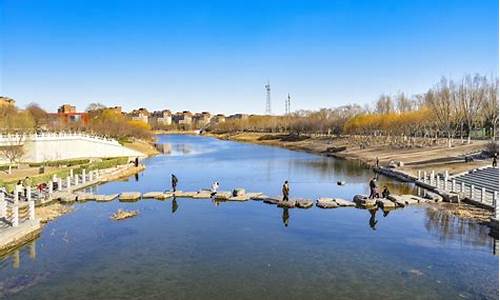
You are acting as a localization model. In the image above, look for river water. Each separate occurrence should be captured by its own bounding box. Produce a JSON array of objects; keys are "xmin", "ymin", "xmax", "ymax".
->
[{"xmin": 1, "ymin": 134, "xmax": 498, "ymax": 299}]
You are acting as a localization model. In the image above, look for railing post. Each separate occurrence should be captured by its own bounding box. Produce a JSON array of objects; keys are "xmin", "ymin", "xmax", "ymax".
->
[
  {"xmin": 67, "ymin": 176, "xmax": 71, "ymax": 189},
  {"xmin": 70, "ymin": 169, "xmax": 73, "ymax": 177},
  {"xmin": 481, "ymin": 188, "xmax": 485, "ymax": 203},
  {"xmin": 461, "ymin": 182, "xmax": 465, "ymax": 193},
  {"xmin": 82, "ymin": 169, "xmax": 86, "ymax": 184},
  {"xmin": 470, "ymin": 184, "xmax": 474, "ymax": 200},
  {"xmin": 57, "ymin": 178, "xmax": 62, "ymax": 191},
  {"xmin": 12, "ymin": 187, "xmax": 19, "ymax": 227},
  {"xmin": 28, "ymin": 188, "xmax": 35, "ymax": 221},
  {"xmin": 431, "ymin": 170, "xmax": 435, "ymax": 186},
  {"xmin": 451, "ymin": 179, "xmax": 456, "ymax": 192},
  {"xmin": 417, "ymin": 170, "xmax": 421, "ymax": 180},
  {"xmin": 48, "ymin": 180, "xmax": 53, "ymax": 194},
  {"xmin": 423, "ymin": 171, "xmax": 427, "ymax": 184},
  {"xmin": 0, "ymin": 193, "xmax": 5, "ymax": 219},
  {"xmin": 443, "ymin": 176, "xmax": 448, "ymax": 191}
]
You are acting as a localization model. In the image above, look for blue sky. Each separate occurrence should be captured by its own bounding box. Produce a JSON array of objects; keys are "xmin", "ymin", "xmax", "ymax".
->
[{"xmin": 1, "ymin": 0, "xmax": 498, "ymax": 114}]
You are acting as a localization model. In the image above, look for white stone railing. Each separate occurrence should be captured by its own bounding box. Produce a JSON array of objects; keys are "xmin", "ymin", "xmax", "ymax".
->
[{"xmin": 0, "ymin": 132, "xmax": 120, "ymax": 146}]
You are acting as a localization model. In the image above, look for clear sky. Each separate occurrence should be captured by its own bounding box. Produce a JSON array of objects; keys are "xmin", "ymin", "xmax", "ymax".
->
[{"xmin": 1, "ymin": 0, "xmax": 498, "ymax": 114}]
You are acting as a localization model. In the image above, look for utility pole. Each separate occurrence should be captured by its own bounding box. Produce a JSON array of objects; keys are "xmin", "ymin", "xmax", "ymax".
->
[
  {"xmin": 265, "ymin": 81, "xmax": 271, "ymax": 115},
  {"xmin": 285, "ymin": 93, "xmax": 291, "ymax": 115}
]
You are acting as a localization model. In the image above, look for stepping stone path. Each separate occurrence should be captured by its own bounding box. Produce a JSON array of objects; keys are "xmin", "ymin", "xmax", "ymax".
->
[
  {"xmin": 353, "ymin": 195, "xmax": 377, "ymax": 208},
  {"xmin": 376, "ymin": 198, "xmax": 397, "ymax": 209},
  {"xmin": 215, "ymin": 192, "xmax": 232, "ymax": 200},
  {"xmin": 263, "ymin": 197, "xmax": 281, "ymax": 205},
  {"xmin": 333, "ymin": 198, "xmax": 355, "ymax": 207},
  {"xmin": 142, "ymin": 192, "xmax": 164, "ymax": 199},
  {"xmin": 192, "ymin": 191, "xmax": 212, "ymax": 199},
  {"xmin": 119, "ymin": 192, "xmax": 142, "ymax": 201},
  {"xmin": 95, "ymin": 194, "xmax": 118, "ymax": 202},
  {"xmin": 295, "ymin": 199, "xmax": 314, "ymax": 209},
  {"xmin": 277, "ymin": 200, "xmax": 296, "ymax": 208},
  {"xmin": 316, "ymin": 198, "xmax": 338, "ymax": 209}
]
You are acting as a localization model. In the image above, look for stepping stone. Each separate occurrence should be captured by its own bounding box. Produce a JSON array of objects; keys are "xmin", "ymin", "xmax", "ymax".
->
[
  {"xmin": 333, "ymin": 198, "xmax": 355, "ymax": 207},
  {"xmin": 295, "ymin": 199, "xmax": 314, "ymax": 209},
  {"xmin": 142, "ymin": 192, "xmax": 164, "ymax": 199},
  {"xmin": 316, "ymin": 197, "xmax": 338, "ymax": 209},
  {"xmin": 277, "ymin": 200, "xmax": 296, "ymax": 208},
  {"xmin": 215, "ymin": 191, "xmax": 232, "ymax": 200},
  {"xmin": 247, "ymin": 192, "xmax": 264, "ymax": 199},
  {"xmin": 173, "ymin": 191, "xmax": 197, "ymax": 198},
  {"xmin": 424, "ymin": 191, "xmax": 443, "ymax": 202},
  {"xmin": 119, "ymin": 192, "xmax": 142, "ymax": 201},
  {"xmin": 232, "ymin": 188, "xmax": 246, "ymax": 197},
  {"xmin": 376, "ymin": 198, "xmax": 397, "ymax": 209},
  {"xmin": 387, "ymin": 195, "xmax": 407, "ymax": 207},
  {"xmin": 95, "ymin": 194, "xmax": 118, "ymax": 202},
  {"xmin": 263, "ymin": 197, "xmax": 281, "ymax": 205},
  {"xmin": 157, "ymin": 192, "xmax": 173, "ymax": 200},
  {"xmin": 353, "ymin": 195, "xmax": 377, "ymax": 208},
  {"xmin": 228, "ymin": 195, "xmax": 250, "ymax": 201},
  {"xmin": 192, "ymin": 191, "xmax": 212, "ymax": 199},
  {"xmin": 58, "ymin": 192, "xmax": 77, "ymax": 203},
  {"xmin": 75, "ymin": 192, "xmax": 96, "ymax": 201}
]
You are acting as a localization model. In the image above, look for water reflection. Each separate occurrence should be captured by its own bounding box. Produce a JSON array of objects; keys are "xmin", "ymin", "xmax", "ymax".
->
[
  {"xmin": 282, "ymin": 208, "xmax": 290, "ymax": 227},
  {"xmin": 424, "ymin": 206, "xmax": 497, "ymax": 253},
  {"xmin": 368, "ymin": 209, "xmax": 378, "ymax": 230},
  {"xmin": 1, "ymin": 240, "xmax": 37, "ymax": 269},
  {"xmin": 171, "ymin": 197, "xmax": 178, "ymax": 214}
]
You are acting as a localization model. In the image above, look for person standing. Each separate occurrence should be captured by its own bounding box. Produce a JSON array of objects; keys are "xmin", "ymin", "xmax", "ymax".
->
[
  {"xmin": 381, "ymin": 185, "xmax": 390, "ymax": 198},
  {"xmin": 376, "ymin": 157, "xmax": 379, "ymax": 167},
  {"xmin": 171, "ymin": 174, "xmax": 178, "ymax": 192},
  {"xmin": 210, "ymin": 181, "xmax": 219, "ymax": 197},
  {"xmin": 22, "ymin": 176, "xmax": 32, "ymax": 198},
  {"xmin": 282, "ymin": 181, "xmax": 290, "ymax": 201},
  {"xmin": 134, "ymin": 157, "xmax": 139, "ymax": 167},
  {"xmin": 369, "ymin": 177, "xmax": 377, "ymax": 199},
  {"xmin": 493, "ymin": 153, "xmax": 498, "ymax": 167}
]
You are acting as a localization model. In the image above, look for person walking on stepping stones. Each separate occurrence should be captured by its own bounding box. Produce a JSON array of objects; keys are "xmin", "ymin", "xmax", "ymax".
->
[
  {"xmin": 282, "ymin": 181, "xmax": 290, "ymax": 201},
  {"xmin": 171, "ymin": 174, "xmax": 178, "ymax": 192},
  {"xmin": 210, "ymin": 181, "xmax": 219, "ymax": 197},
  {"xmin": 369, "ymin": 177, "xmax": 378, "ymax": 199}
]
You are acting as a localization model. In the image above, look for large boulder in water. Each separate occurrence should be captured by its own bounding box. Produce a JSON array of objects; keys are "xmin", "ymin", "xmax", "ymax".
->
[
  {"xmin": 296, "ymin": 199, "xmax": 314, "ymax": 209},
  {"xmin": 277, "ymin": 200, "xmax": 296, "ymax": 208}
]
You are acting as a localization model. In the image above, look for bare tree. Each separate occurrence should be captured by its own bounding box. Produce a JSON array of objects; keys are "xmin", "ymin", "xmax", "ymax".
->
[
  {"xmin": 425, "ymin": 78, "xmax": 461, "ymax": 148},
  {"xmin": 459, "ymin": 74, "xmax": 486, "ymax": 144},
  {"xmin": 0, "ymin": 135, "xmax": 25, "ymax": 174}
]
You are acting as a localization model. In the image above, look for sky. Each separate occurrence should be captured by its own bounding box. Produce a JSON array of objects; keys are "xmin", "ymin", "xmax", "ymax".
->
[{"xmin": 0, "ymin": 0, "xmax": 498, "ymax": 115}]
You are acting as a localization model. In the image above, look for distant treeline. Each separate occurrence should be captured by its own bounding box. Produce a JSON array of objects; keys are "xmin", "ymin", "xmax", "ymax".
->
[
  {"xmin": 210, "ymin": 74, "xmax": 498, "ymax": 147},
  {"xmin": 0, "ymin": 104, "xmax": 152, "ymax": 140}
]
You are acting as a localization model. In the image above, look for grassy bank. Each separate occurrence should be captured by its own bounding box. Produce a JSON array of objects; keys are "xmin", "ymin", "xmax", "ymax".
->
[{"xmin": 0, "ymin": 157, "xmax": 129, "ymax": 192}]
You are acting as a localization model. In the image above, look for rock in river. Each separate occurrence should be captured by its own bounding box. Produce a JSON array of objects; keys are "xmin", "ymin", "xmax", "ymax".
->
[{"xmin": 316, "ymin": 198, "xmax": 338, "ymax": 209}]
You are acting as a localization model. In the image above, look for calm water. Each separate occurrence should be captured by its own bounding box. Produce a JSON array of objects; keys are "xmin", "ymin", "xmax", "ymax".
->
[{"xmin": 1, "ymin": 135, "xmax": 498, "ymax": 300}]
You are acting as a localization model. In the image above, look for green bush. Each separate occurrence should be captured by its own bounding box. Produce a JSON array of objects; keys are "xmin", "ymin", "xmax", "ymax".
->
[
  {"xmin": 28, "ymin": 159, "xmax": 90, "ymax": 168},
  {"xmin": 0, "ymin": 164, "xmax": 18, "ymax": 171}
]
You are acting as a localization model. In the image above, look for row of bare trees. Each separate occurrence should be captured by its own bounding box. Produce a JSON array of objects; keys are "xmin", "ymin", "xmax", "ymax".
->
[{"xmin": 210, "ymin": 74, "xmax": 498, "ymax": 148}]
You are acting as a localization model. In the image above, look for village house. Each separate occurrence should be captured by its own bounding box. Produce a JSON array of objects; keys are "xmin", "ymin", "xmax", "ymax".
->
[
  {"xmin": 172, "ymin": 111, "xmax": 193, "ymax": 126},
  {"xmin": 212, "ymin": 114, "xmax": 226, "ymax": 124},
  {"xmin": 129, "ymin": 108, "xmax": 150, "ymax": 124},
  {"xmin": 48, "ymin": 104, "xmax": 90, "ymax": 126},
  {"xmin": 227, "ymin": 114, "xmax": 249, "ymax": 121},
  {"xmin": 149, "ymin": 109, "xmax": 172, "ymax": 126},
  {"xmin": 193, "ymin": 112, "xmax": 212, "ymax": 128}
]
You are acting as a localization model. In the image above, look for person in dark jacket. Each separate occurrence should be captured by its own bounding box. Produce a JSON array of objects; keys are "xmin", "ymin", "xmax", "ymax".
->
[
  {"xmin": 382, "ymin": 186, "xmax": 390, "ymax": 198},
  {"xmin": 282, "ymin": 181, "xmax": 290, "ymax": 201},
  {"xmin": 493, "ymin": 153, "xmax": 498, "ymax": 167},
  {"xmin": 369, "ymin": 178, "xmax": 378, "ymax": 199},
  {"xmin": 171, "ymin": 174, "xmax": 178, "ymax": 192}
]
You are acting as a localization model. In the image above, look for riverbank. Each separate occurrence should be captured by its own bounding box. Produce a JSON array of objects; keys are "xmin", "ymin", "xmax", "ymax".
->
[
  {"xmin": 122, "ymin": 139, "xmax": 159, "ymax": 156},
  {"xmin": 210, "ymin": 132, "xmax": 492, "ymax": 177}
]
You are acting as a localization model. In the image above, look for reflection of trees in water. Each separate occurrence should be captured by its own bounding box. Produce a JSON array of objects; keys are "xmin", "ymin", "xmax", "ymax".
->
[
  {"xmin": 424, "ymin": 207, "xmax": 494, "ymax": 248},
  {"xmin": 291, "ymin": 158, "xmax": 417, "ymax": 194},
  {"xmin": 291, "ymin": 158, "xmax": 369, "ymax": 180}
]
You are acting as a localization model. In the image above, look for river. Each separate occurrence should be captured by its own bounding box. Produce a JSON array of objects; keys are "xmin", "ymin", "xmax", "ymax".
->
[{"xmin": 0, "ymin": 134, "xmax": 498, "ymax": 299}]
